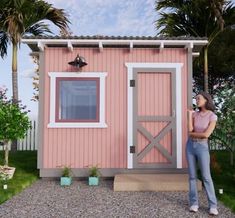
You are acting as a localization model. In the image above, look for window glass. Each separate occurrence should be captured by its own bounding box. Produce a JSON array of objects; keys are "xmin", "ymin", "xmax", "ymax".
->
[{"xmin": 57, "ymin": 79, "xmax": 99, "ymax": 121}]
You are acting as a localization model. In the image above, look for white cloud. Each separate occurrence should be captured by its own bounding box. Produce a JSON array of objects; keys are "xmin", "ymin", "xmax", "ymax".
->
[
  {"xmin": 21, "ymin": 69, "xmax": 36, "ymax": 78},
  {"xmin": 46, "ymin": 0, "xmax": 158, "ymax": 36}
]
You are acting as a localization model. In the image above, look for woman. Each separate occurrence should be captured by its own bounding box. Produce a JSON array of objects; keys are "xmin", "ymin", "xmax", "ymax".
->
[{"xmin": 187, "ymin": 91, "xmax": 218, "ymax": 216}]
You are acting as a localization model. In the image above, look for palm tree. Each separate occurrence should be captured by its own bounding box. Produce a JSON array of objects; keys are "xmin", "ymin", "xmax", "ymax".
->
[
  {"xmin": 0, "ymin": 0, "xmax": 70, "ymax": 150},
  {"xmin": 155, "ymin": 0, "xmax": 235, "ymax": 92}
]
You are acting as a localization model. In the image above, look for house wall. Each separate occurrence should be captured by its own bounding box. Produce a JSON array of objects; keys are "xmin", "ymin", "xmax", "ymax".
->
[{"xmin": 42, "ymin": 47, "xmax": 189, "ymax": 170}]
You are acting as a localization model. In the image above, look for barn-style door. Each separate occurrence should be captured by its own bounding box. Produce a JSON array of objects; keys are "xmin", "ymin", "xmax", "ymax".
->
[{"xmin": 131, "ymin": 71, "xmax": 176, "ymax": 168}]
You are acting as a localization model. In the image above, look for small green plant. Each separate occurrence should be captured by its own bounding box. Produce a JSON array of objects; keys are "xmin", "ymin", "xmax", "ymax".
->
[
  {"xmin": 0, "ymin": 172, "xmax": 9, "ymax": 182},
  {"xmin": 62, "ymin": 166, "xmax": 71, "ymax": 177},
  {"xmin": 89, "ymin": 165, "xmax": 101, "ymax": 178}
]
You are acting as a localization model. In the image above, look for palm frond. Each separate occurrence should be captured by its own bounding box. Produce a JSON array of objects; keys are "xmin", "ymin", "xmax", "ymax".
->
[
  {"xmin": 0, "ymin": 31, "xmax": 9, "ymax": 58},
  {"xmin": 21, "ymin": 0, "xmax": 70, "ymax": 36},
  {"xmin": 44, "ymin": 7, "xmax": 70, "ymax": 33},
  {"xmin": 154, "ymin": 0, "xmax": 234, "ymax": 38},
  {"xmin": 25, "ymin": 22, "xmax": 51, "ymax": 36}
]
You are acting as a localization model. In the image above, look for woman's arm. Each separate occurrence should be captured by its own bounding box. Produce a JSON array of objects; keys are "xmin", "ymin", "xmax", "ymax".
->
[
  {"xmin": 189, "ymin": 120, "xmax": 217, "ymax": 139},
  {"xmin": 188, "ymin": 109, "xmax": 194, "ymax": 132}
]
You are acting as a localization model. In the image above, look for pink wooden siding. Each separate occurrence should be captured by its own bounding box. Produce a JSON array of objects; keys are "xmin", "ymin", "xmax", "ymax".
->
[
  {"xmin": 137, "ymin": 72, "xmax": 172, "ymax": 163},
  {"xmin": 43, "ymin": 48, "xmax": 188, "ymax": 169}
]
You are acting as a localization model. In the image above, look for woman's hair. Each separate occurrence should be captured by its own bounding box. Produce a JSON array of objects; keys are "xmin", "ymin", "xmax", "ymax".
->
[{"xmin": 197, "ymin": 91, "xmax": 216, "ymax": 112}]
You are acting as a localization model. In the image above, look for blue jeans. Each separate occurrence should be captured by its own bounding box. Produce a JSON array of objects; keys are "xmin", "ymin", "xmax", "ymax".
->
[{"xmin": 186, "ymin": 138, "xmax": 217, "ymax": 209}]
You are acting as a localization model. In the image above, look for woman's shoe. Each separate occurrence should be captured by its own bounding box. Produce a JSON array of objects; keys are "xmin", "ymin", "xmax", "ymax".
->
[
  {"xmin": 189, "ymin": 205, "xmax": 199, "ymax": 212},
  {"xmin": 209, "ymin": 208, "xmax": 218, "ymax": 216}
]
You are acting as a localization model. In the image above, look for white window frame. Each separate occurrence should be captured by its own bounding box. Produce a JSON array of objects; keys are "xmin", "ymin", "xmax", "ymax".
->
[{"xmin": 47, "ymin": 72, "xmax": 107, "ymax": 128}]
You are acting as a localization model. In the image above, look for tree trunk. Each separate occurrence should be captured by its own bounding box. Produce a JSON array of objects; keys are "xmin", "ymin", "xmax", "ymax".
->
[
  {"xmin": 231, "ymin": 151, "xmax": 234, "ymax": 166},
  {"xmin": 204, "ymin": 45, "xmax": 209, "ymax": 92},
  {"xmin": 12, "ymin": 43, "xmax": 18, "ymax": 102},
  {"xmin": 11, "ymin": 43, "xmax": 18, "ymax": 151},
  {"xmin": 4, "ymin": 141, "xmax": 10, "ymax": 166}
]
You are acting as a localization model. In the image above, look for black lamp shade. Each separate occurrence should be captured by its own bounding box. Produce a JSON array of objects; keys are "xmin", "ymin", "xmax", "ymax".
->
[{"xmin": 68, "ymin": 55, "xmax": 87, "ymax": 68}]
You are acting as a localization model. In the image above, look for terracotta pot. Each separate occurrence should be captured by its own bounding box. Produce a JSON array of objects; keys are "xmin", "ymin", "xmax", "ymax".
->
[{"xmin": 0, "ymin": 166, "xmax": 16, "ymax": 179}]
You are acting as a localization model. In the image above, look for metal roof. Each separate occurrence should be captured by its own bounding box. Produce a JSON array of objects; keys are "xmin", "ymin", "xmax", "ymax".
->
[{"xmin": 23, "ymin": 35, "xmax": 207, "ymax": 40}]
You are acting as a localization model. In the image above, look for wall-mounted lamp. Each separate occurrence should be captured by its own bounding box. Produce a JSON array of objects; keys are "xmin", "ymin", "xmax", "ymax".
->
[{"xmin": 68, "ymin": 54, "xmax": 87, "ymax": 69}]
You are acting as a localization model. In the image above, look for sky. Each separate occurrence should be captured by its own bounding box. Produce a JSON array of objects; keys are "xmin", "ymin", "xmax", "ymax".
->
[
  {"xmin": 1, "ymin": 0, "xmax": 234, "ymax": 117},
  {"xmin": 0, "ymin": 0, "xmax": 157, "ymax": 117}
]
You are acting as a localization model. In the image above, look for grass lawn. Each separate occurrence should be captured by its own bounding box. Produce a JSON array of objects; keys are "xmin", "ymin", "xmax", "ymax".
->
[
  {"xmin": 0, "ymin": 151, "xmax": 38, "ymax": 204},
  {"xmin": 211, "ymin": 151, "xmax": 235, "ymax": 213}
]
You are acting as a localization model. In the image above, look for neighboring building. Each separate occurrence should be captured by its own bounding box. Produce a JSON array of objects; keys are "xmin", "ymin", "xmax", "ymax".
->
[{"xmin": 23, "ymin": 36, "xmax": 207, "ymax": 177}]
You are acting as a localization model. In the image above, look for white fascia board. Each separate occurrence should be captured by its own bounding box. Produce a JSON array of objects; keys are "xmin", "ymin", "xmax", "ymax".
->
[{"xmin": 22, "ymin": 38, "xmax": 208, "ymax": 48}]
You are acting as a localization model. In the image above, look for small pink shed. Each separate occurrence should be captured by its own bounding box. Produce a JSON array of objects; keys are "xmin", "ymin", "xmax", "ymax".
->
[{"xmin": 23, "ymin": 36, "xmax": 207, "ymax": 177}]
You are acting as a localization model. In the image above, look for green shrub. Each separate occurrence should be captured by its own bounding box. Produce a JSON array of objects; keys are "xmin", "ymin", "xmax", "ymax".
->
[
  {"xmin": 61, "ymin": 166, "xmax": 71, "ymax": 177},
  {"xmin": 89, "ymin": 165, "xmax": 101, "ymax": 177},
  {"xmin": 0, "ymin": 88, "xmax": 31, "ymax": 166},
  {"xmin": 212, "ymin": 82, "xmax": 235, "ymax": 166}
]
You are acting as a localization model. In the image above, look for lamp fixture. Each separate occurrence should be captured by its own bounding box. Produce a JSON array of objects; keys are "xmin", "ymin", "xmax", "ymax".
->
[{"xmin": 68, "ymin": 54, "xmax": 87, "ymax": 68}]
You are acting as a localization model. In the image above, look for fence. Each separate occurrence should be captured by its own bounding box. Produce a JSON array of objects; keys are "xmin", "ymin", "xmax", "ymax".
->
[
  {"xmin": 0, "ymin": 119, "xmax": 38, "ymax": 151},
  {"xmin": 17, "ymin": 119, "xmax": 38, "ymax": 151}
]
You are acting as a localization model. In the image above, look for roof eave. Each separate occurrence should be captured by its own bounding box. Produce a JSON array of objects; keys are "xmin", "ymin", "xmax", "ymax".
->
[{"xmin": 21, "ymin": 38, "xmax": 208, "ymax": 53}]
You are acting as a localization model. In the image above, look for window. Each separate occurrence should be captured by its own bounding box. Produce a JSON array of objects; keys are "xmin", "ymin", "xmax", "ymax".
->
[
  {"xmin": 56, "ymin": 78, "xmax": 99, "ymax": 122},
  {"xmin": 48, "ymin": 72, "xmax": 107, "ymax": 128}
]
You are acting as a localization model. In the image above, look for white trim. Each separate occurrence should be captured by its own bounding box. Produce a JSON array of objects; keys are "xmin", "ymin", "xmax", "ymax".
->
[
  {"xmin": 22, "ymin": 38, "xmax": 208, "ymax": 51},
  {"xmin": 47, "ymin": 72, "xmax": 107, "ymax": 128},
  {"xmin": 127, "ymin": 66, "xmax": 134, "ymax": 169},
  {"xmin": 37, "ymin": 41, "xmax": 44, "ymax": 51},
  {"xmin": 99, "ymin": 41, "xmax": 103, "ymax": 52},
  {"xmin": 125, "ymin": 63, "xmax": 183, "ymax": 169},
  {"xmin": 175, "ymin": 67, "xmax": 182, "ymax": 168},
  {"xmin": 67, "ymin": 41, "xmax": 73, "ymax": 52},
  {"xmin": 129, "ymin": 41, "xmax": 133, "ymax": 51}
]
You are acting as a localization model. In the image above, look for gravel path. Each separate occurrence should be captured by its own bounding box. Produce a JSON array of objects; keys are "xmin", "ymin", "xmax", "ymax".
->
[{"xmin": 0, "ymin": 179, "xmax": 234, "ymax": 218}]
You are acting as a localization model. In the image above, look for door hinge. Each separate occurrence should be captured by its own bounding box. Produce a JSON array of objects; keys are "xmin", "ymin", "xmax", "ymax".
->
[
  {"xmin": 130, "ymin": 146, "xmax": 135, "ymax": 153},
  {"xmin": 130, "ymin": 79, "xmax": 135, "ymax": 87}
]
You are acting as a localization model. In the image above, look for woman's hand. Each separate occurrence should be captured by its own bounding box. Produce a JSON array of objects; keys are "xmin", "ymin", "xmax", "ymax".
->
[
  {"xmin": 187, "ymin": 107, "xmax": 194, "ymax": 132},
  {"xmin": 187, "ymin": 107, "xmax": 194, "ymax": 116}
]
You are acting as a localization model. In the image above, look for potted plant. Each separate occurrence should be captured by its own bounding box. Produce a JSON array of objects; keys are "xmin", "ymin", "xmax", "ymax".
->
[
  {"xmin": 88, "ymin": 165, "xmax": 101, "ymax": 186},
  {"xmin": 0, "ymin": 87, "xmax": 31, "ymax": 179},
  {"xmin": 60, "ymin": 166, "xmax": 72, "ymax": 186}
]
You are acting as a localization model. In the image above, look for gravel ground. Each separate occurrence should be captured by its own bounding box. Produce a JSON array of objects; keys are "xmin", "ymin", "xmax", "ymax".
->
[{"xmin": 0, "ymin": 179, "xmax": 234, "ymax": 218}]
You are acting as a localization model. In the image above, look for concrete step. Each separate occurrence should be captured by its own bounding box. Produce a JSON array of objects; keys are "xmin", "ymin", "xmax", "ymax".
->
[{"xmin": 114, "ymin": 173, "xmax": 202, "ymax": 192}]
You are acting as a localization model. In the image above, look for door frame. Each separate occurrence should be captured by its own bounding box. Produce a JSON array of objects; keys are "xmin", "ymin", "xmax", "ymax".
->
[{"xmin": 125, "ymin": 63, "xmax": 183, "ymax": 169}]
